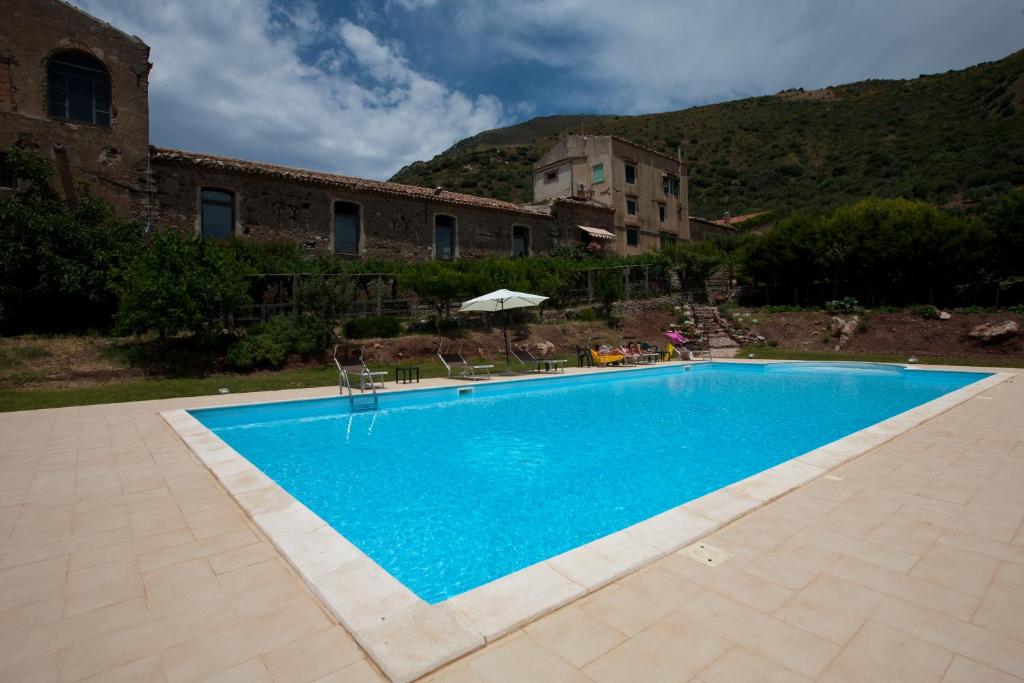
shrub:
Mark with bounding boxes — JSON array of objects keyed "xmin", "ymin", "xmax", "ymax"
[
  {"xmin": 0, "ymin": 149, "xmax": 145, "ymax": 333},
  {"xmin": 825, "ymin": 297, "xmax": 865, "ymax": 315},
  {"xmin": 912, "ymin": 304, "xmax": 940, "ymax": 320},
  {"xmin": 344, "ymin": 316, "xmax": 401, "ymax": 339},
  {"xmin": 225, "ymin": 314, "xmax": 331, "ymax": 370},
  {"xmin": 114, "ymin": 231, "xmax": 252, "ymax": 340}
]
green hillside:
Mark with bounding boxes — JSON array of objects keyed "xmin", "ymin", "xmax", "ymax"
[{"xmin": 391, "ymin": 50, "xmax": 1024, "ymax": 217}]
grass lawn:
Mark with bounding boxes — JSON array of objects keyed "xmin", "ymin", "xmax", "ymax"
[
  {"xmin": 0, "ymin": 359, "xmax": 478, "ymax": 413},
  {"xmin": 738, "ymin": 346, "xmax": 1024, "ymax": 369}
]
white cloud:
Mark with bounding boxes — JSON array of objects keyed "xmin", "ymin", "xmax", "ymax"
[
  {"xmin": 450, "ymin": 0, "xmax": 1024, "ymax": 114},
  {"xmin": 72, "ymin": 0, "xmax": 505, "ymax": 179}
]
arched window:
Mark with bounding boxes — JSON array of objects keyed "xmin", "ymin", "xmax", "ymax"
[
  {"xmin": 200, "ymin": 189, "xmax": 235, "ymax": 239},
  {"xmin": 47, "ymin": 52, "xmax": 111, "ymax": 126},
  {"xmin": 512, "ymin": 225, "xmax": 530, "ymax": 257},
  {"xmin": 333, "ymin": 201, "xmax": 361, "ymax": 255},
  {"xmin": 434, "ymin": 215, "xmax": 456, "ymax": 260}
]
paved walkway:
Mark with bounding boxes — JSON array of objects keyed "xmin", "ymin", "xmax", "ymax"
[{"xmin": 0, "ymin": 366, "xmax": 1021, "ymax": 682}]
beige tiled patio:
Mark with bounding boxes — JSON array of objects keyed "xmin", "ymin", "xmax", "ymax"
[{"xmin": 1, "ymin": 364, "xmax": 1022, "ymax": 682}]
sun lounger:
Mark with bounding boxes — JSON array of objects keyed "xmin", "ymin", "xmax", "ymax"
[
  {"xmin": 509, "ymin": 343, "xmax": 567, "ymax": 373},
  {"xmin": 591, "ymin": 348, "xmax": 625, "ymax": 366},
  {"xmin": 438, "ymin": 344, "xmax": 494, "ymax": 380},
  {"xmin": 334, "ymin": 345, "xmax": 386, "ymax": 392}
]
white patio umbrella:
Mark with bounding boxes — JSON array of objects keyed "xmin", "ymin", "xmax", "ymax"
[{"xmin": 459, "ymin": 289, "xmax": 549, "ymax": 368}]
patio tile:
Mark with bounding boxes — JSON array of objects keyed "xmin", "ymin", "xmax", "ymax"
[
  {"xmin": 865, "ymin": 515, "xmax": 943, "ymax": 556},
  {"xmin": 137, "ymin": 528, "xmax": 259, "ymax": 572},
  {"xmin": 996, "ymin": 561, "xmax": 1024, "ymax": 587},
  {"xmin": 909, "ymin": 542, "xmax": 1000, "ymax": 597},
  {"xmin": 65, "ymin": 557, "xmax": 144, "ymax": 617},
  {"xmin": 261, "ymin": 625, "xmax": 364, "ymax": 683},
  {"xmin": 207, "ymin": 541, "xmax": 279, "ymax": 574},
  {"xmin": 198, "ymin": 658, "xmax": 273, "ymax": 682},
  {"xmin": 314, "ymin": 657, "xmax": 388, "ymax": 682},
  {"xmin": 672, "ymin": 590, "xmax": 840, "ymax": 679},
  {"xmin": 873, "ymin": 597, "xmax": 1024, "ymax": 678},
  {"xmin": 160, "ymin": 599, "xmax": 331, "ymax": 683},
  {"xmin": 525, "ymin": 604, "xmax": 626, "ymax": 668},
  {"xmin": 660, "ymin": 548, "xmax": 795, "ymax": 613},
  {"xmin": 773, "ymin": 574, "xmax": 885, "ymax": 645},
  {"xmin": 942, "ymin": 655, "xmax": 1022, "ymax": 683},
  {"xmin": 582, "ymin": 611, "xmax": 730, "ymax": 683},
  {"xmin": 60, "ymin": 597, "xmax": 238, "ymax": 681},
  {"xmin": 578, "ymin": 566, "xmax": 703, "ymax": 637},
  {"xmin": 695, "ymin": 647, "xmax": 813, "ymax": 683},
  {"xmin": 80, "ymin": 654, "xmax": 165, "ymax": 682},
  {"xmin": 789, "ymin": 525, "xmax": 919, "ymax": 573},
  {"xmin": 818, "ymin": 620, "xmax": 952, "ymax": 683},
  {"xmin": 972, "ymin": 579, "xmax": 1024, "ymax": 639},
  {"xmin": 740, "ymin": 540, "xmax": 839, "ymax": 590},
  {"xmin": 143, "ymin": 557, "xmax": 224, "ymax": 618},
  {"xmin": 217, "ymin": 557, "xmax": 309, "ymax": 619},
  {"xmin": 467, "ymin": 634, "xmax": 589, "ymax": 683}
]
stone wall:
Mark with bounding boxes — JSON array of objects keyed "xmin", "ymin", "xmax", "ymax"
[
  {"xmin": 151, "ymin": 159, "xmax": 615, "ymax": 260},
  {"xmin": 0, "ymin": 0, "xmax": 152, "ymax": 215}
]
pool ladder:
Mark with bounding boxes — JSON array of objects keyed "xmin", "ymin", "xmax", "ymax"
[{"xmin": 334, "ymin": 347, "xmax": 379, "ymax": 413}]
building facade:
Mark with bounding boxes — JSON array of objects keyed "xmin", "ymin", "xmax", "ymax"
[
  {"xmin": 1, "ymin": 1, "xmax": 690, "ymax": 262},
  {"xmin": 532, "ymin": 135, "xmax": 690, "ymax": 254},
  {"xmin": 0, "ymin": 0, "xmax": 151, "ymax": 216}
]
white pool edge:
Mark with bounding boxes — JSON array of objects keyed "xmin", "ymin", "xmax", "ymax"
[{"xmin": 160, "ymin": 363, "xmax": 1014, "ymax": 682}]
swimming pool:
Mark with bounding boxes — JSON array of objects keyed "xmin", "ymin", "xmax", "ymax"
[{"xmin": 191, "ymin": 362, "xmax": 989, "ymax": 604}]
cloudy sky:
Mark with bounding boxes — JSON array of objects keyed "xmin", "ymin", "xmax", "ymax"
[{"xmin": 74, "ymin": 0, "xmax": 1023, "ymax": 180}]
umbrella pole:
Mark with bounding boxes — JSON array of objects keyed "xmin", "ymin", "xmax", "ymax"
[{"xmin": 502, "ymin": 304, "xmax": 510, "ymax": 371}]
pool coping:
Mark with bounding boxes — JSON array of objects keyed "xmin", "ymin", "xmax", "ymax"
[{"xmin": 160, "ymin": 361, "xmax": 1013, "ymax": 682}]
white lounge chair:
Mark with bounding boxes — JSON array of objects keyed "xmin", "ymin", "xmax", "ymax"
[
  {"xmin": 438, "ymin": 344, "xmax": 493, "ymax": 380},
  {"xmin": 509, "ymin": 343, "xmax": 567, "ymax": 373}
]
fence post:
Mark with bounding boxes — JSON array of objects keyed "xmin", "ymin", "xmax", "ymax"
[
  {"xmin": 587, "ymin": 270, "xmax": 594, "ymax": 304},
  {"xmin": 376, "ymin": 276, "xmax": 383, "ymax": 316},
  {"xmin": 624, "ymin": 266, "xmax": 630, "ymax": 302},
  {"xmin": 643, "ymin": 266, "xmax": 650, "ymax": 297}
]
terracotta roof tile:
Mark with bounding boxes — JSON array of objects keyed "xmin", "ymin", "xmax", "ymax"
[{"xmin": 149, "ymin": 146, "xmax": 551, "ymax": 217}]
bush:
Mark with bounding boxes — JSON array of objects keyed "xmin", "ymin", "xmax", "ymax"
[
  {"xmin": 912, "ymin": 304, "xmax": 940, "ymax": 320},
  {"xmin": 825, "ymin": 297, "xmax": 865, "ymax": 315},
  {"xmin": 114, "ymin": 231, "xmax": 252, "ymax": 340},
  {"xmin": 225, "ymin": 315, "xmax": 331, "ymax": 370},
  {"xmin": 344, "ymin": 316, "xmax": 401, "ymax": 339},
  {"xmin": 0, "ymin": 149, "xmax": 145, "ymax": 333}
]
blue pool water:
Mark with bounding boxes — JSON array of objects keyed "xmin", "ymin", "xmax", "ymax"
[{"xmin": 192, "ymin": 362, "xmax": 988, "ymax": 603}]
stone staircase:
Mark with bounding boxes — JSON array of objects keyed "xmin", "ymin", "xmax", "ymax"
[{"xmin": 689, "ymin": 304, "xmax": 741, "ymax": 358}]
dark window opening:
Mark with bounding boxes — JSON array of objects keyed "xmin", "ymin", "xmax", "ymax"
[
  {"xmin": 626, "ymin": 197, "xmax": 638, "ymax": 216},
  {"xmin": 544, "ymin": 170, "xmax": 557, "ymax": 183},
  {"xmin": 435, "ymin": 215, "xmax": 456, "ymax": 260},
  {"xmin": 624, "ymin": 163, "xmax": 636, "ymax": 185},
  {"xmin": 627, "ymin": 228, "xmax": 639, "ymax": 247},
  {"xmin": 658, "ymin": 203, "xmax": 666, "ymax": 223},
  {"xmin": 200, "ymin": 189, "xmax": 235, "ymax": 239},
  {"xmin": 0, "ymin": 153, "xmax": 15, "ymax": 189},
  {"xmin": 512, "ymin": 225, "xmax": 530, "ymax": 257},
  {"xmin": 660, "ymin": 232, "xmax": 677, "ymax": 248},
  {"xmin": 47, "ymin": 52, "xmax": 111, "ymax": 126},
  {"xmin": 662, "ymin": 174, "xmax": 680, "ymax": 197},
  {"xmin": 333, "ymin": 201, "xmax": 360, "ymax": 254}
]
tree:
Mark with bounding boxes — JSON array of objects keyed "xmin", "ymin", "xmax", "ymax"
[
  {"xmin": 0, "ymin": 149, "xmax": 145, "ymax": 333},
  {"xmin": 660, "ymin": 241, "xmax": 724, "ymax": 297},
  {"xmin": 114, "ymin": 231, "xmax": 252, "ymax": 340}
]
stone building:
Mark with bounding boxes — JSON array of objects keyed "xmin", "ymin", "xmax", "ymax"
[
  {"xmin": 149, "ymin": 147, "xmax": 614, "ymax": 260},
  {"xmin": 0, "ymin": 0, "xmax": 680, "ymax": 261},
  {"xmin": 532, "ymin": 135, "xmax": 690, "ymax": 254},
  {"xmin": 0, "ymin": 0, "xmax": 151, "ymax": 216}
]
